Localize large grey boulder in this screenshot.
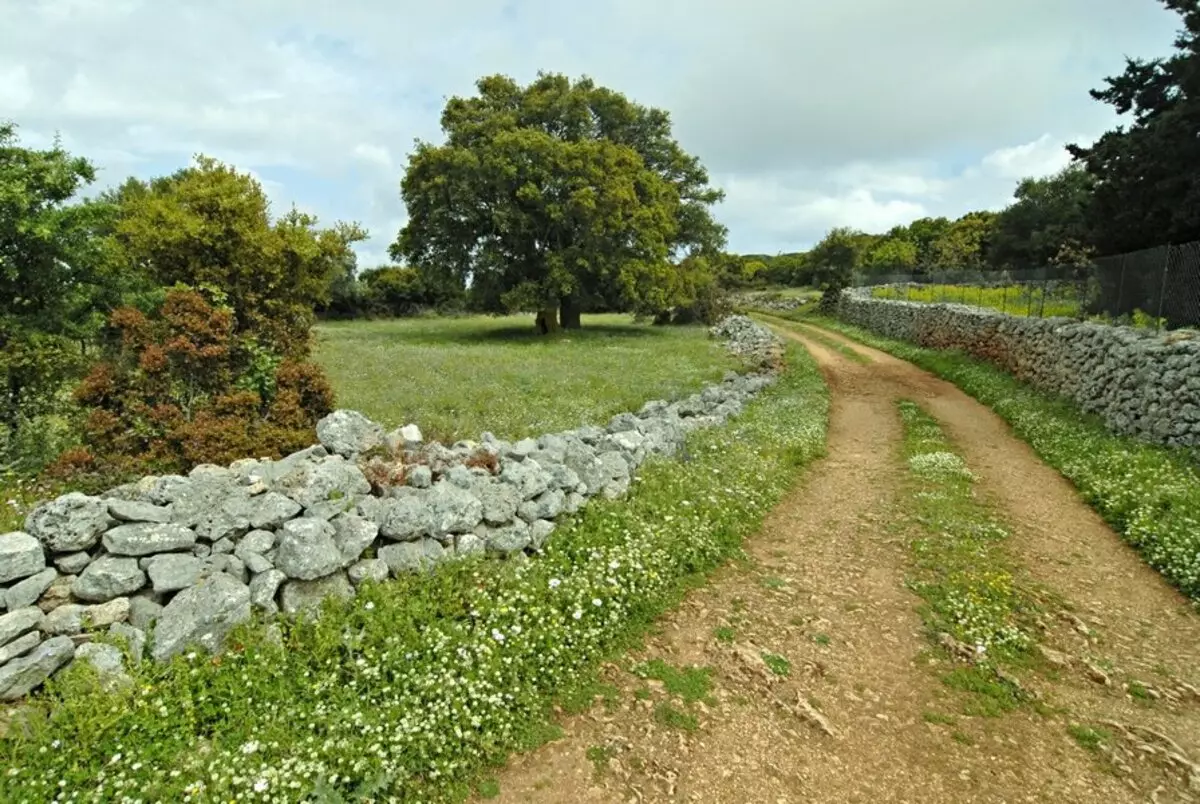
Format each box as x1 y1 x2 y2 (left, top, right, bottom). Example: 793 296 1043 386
235 530 276 559
171 480 253 543
563 442 608 496
530 520 556 550
0 632 40 665
378 540 444 575
0 636 74 701
474 480 521 525
0 532 45 584
41 604 86 636
500 459 553 500
331 515 378 567
102 523 197 556
128 596 163 631
86 598 131 628
53 551 91 575
517 489 565 523
375 489 433 541
25 493 110 552
4 568 58 610
144 554 205 593
0 607 43 647
317 410 385 457
485 521 532 555
280 572 354 616
348 558 389 586
275 456 372 510
249 569 286 613
151 574 252 661
72 557 146 603
106 499 171 524
426 482 483 536
274 518 343 580
244 492 302 530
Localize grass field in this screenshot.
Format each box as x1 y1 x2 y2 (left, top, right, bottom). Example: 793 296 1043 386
871 284 1082 319
314 314 740 442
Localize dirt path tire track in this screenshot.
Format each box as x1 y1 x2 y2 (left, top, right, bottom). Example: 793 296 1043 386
476 325 1200 804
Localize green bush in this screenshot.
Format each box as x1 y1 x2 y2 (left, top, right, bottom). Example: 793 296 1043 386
2 344 828 803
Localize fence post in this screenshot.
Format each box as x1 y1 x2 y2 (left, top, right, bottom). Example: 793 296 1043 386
1039 278 1047 317
1156 245 1172 331
1002 284 1008 314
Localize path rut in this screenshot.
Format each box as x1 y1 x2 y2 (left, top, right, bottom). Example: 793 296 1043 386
478 323 1200 804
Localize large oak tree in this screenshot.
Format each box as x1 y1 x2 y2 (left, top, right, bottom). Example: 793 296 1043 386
392 73 726 331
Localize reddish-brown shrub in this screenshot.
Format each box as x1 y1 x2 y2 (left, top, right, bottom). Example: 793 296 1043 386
67 288 336 476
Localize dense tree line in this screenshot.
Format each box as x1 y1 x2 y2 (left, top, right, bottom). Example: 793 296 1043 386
730 0 1199 297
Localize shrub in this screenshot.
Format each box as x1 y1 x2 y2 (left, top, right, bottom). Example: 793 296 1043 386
60 287 333 477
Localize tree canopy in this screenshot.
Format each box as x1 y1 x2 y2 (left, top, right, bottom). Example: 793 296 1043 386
392 73 727 330
114 156 366 356
1068 0 1200 253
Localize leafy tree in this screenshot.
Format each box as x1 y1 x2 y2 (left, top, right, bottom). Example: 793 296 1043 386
904 217 954 269
930 211 997 271
863 236 919 273
113 156 367 356
1068 0 1200 253
987 165 1094 270
0 123 142 456
393 73 727 332
809 227 864 309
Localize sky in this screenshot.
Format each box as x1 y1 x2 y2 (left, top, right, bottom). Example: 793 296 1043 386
0 0 1185 266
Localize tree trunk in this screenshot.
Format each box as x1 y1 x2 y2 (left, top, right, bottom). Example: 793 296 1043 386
534 306 560 335
559 296 582 330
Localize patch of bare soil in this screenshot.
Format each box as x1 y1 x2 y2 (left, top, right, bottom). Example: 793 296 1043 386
475 325 1200 804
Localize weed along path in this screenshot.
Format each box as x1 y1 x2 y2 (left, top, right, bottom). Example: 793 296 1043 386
478 322 1200 804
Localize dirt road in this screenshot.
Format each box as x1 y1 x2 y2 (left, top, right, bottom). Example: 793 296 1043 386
479 323 1200 804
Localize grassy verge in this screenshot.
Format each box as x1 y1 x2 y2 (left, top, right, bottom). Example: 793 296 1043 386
813 315 1200 603
1 344 828 803
897 400 1038 715
314 314 739 441
870 284 1081 319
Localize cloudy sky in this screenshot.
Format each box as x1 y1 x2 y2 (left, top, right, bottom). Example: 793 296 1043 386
0 0 1183 264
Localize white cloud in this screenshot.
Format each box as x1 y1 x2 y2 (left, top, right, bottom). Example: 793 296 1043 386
978 134 1077 181
0 0 1184 259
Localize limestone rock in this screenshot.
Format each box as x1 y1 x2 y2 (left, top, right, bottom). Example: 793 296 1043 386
144 554 204 593
249 569 286 614
0 636 74 701
102 522 197 557
331 514 378 566
275 518 343 580
0 532 45 584
151 574 251 661
347 558 389 586
378 540 444 575
280 573 354 617
106 499 172 524
53 551 91 575
72 557 146 603
4 568 58 610
25 493 109 552
317 410 385 457
0 607 43 647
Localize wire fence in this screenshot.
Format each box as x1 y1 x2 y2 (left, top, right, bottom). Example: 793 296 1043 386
852 241 1200 331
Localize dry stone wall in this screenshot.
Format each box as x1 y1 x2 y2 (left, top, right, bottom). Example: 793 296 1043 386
837 288 1200 447
0 316 783 701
